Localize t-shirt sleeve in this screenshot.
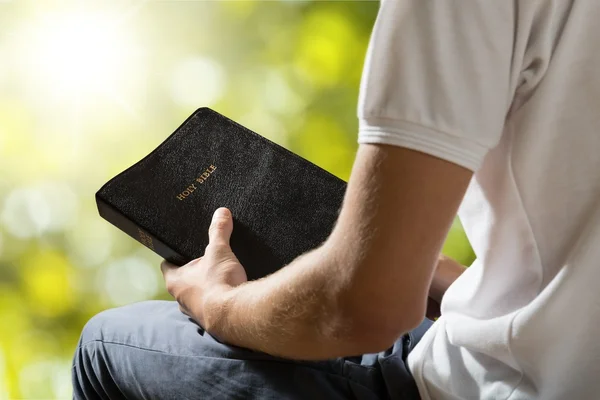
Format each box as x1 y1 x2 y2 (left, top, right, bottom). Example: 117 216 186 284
358 0 516 171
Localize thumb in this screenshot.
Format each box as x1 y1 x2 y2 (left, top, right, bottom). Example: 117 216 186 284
208 207 233 246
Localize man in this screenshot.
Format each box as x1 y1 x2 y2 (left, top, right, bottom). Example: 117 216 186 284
73 1 600 399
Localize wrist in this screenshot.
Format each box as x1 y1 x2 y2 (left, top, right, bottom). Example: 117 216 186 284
200 284 235 333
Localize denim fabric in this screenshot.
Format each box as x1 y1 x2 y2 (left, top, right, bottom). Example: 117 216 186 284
72 301 433 400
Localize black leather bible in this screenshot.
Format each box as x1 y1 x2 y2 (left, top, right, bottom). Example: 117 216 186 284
96 108 347 280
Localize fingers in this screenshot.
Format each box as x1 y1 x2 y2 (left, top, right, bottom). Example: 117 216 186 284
208 207 233 247
161 260 180 294
160 259 178 277
179 304 191 316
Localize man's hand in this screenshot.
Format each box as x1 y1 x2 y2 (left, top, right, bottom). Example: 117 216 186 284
160 207 247 328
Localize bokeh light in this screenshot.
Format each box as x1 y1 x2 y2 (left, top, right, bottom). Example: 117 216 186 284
17 8 142 99
99 256 160 306
18 360 71 400
0 1 474 398
22 249 76 318
1 182 78 239
66 216 114 268
263 70 305 114
1 187 51 239
170 56 227 107
0 348 8 400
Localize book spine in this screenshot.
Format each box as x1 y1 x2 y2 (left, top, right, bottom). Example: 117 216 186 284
96 195 188 266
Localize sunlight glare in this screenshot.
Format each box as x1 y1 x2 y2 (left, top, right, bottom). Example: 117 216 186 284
26 10 137 96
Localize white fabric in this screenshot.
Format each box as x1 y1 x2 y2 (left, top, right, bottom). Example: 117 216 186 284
357 1 600 399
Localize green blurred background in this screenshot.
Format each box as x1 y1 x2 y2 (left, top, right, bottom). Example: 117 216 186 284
0 1 474 398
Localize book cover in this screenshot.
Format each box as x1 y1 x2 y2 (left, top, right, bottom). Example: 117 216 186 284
96 108 347 280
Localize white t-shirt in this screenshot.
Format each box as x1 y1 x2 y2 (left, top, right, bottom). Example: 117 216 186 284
358 1 600 399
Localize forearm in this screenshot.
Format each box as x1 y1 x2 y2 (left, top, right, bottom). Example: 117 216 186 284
203 247 383 360
202 251 465 359
429 254 467 303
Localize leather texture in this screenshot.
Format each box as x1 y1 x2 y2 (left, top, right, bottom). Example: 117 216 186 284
96 108 347 280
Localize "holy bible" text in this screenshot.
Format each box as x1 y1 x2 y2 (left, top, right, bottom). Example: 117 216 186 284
176 164 217 201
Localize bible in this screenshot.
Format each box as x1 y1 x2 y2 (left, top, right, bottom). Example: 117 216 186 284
96 108 347 280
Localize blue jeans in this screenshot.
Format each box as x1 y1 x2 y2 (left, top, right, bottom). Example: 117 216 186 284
72 300 432 400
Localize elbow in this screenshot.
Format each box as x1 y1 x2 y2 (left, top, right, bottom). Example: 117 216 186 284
338 297 427 354
354 316 424 354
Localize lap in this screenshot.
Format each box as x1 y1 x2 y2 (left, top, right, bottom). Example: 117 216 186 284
72 300 430 400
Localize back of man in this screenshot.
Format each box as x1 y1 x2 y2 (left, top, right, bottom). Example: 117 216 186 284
367 1 600 398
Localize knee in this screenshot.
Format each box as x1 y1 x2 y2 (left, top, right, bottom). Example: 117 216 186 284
73 306 133 399
78 307 119 346
72 310 117 399
75 303 141 363
76 300 176 348
72 304 145 396
73 306 123 376
72 301 180 398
